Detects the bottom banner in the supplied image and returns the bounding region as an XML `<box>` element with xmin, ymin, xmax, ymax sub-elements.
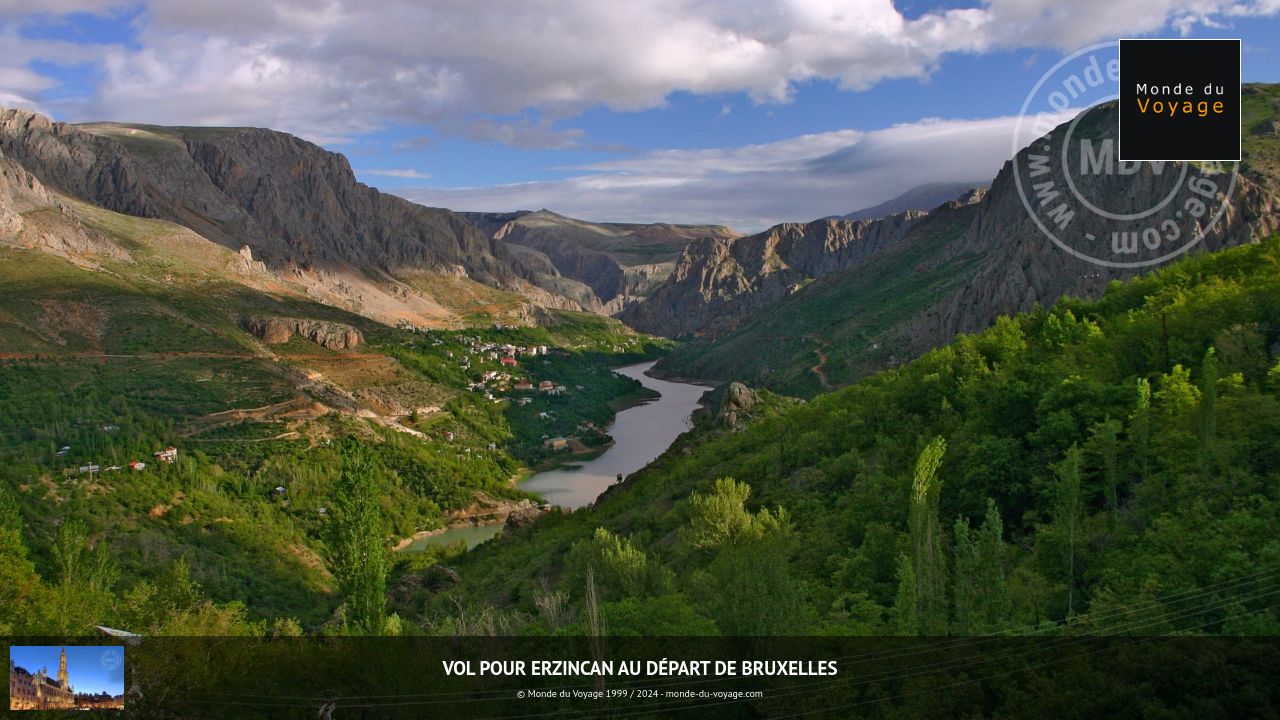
<box><xmin>5</xmin><ymin>636</ymin><xmax>1279</xmax><ymax>718</ymax></box>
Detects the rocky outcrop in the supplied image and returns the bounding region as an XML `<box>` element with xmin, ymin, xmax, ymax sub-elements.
<box><xmin>243</xmin><ymin>316</ymin><xmax>363</xmax><ymax>350</ymax></box>
<box><xmin>480</xmin><ymin>209</ymin><xmax>741</xmax><ymax>310</ymax></box>
<box><xmin>716</xmin><ymin>381</ymin><xmax>759</xmax><ymax>428</ymax></box>
<box><xmin>620</xmin><ymin>210</ymin><xmax>928</xmax><ymax>337</ymax></box>
<box><xmin>0</xmin><ymin>109</ymin><xmax>520</xmax><ymax>289</ymax></box>
<box><xmin>504</xmin><ymin>505</ymin><xmax>545</xmax><ymax>532</ymax></box>
<box><xmin>0</xmin><ymin>146</ymin><xmax>123</xmax><ymax>258</ymax></box>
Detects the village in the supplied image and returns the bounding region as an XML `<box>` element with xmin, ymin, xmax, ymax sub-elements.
<box><xmin>393</xmin><ymin>329</ymin><xmax>632</xmax><ymax>461</ymax></box>
<box><xmin>59</xmin><ymin>444</ymin><xmax>179</xmax><ymax>480</ymax></box>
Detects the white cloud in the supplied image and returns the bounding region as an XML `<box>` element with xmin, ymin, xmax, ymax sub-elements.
<box><xmin>2</xmin><ymin>0</ymin><xmax>1275</xmax><ymax>143</ymax></box>
<box><xmin>396</xmin><ymin>111</ymin><xmax>1075</xmax><ymax>231</ymax></box>
<box><xmin>358</xmin><ymin>168</ymin><xmax>431</xmax><ymax>179</ymax></box>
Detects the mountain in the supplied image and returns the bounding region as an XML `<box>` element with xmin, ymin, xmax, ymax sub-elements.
<box><xmin>463</xmin><ymin>209</ymin><xmax>740</xmax><ymax>313</ymax></box>
<box><xmin>837</xmin><ymin>181</ymin><xmax>987</xmax><ymax>221</ymax></box>
<box><xmin>649</xmin><ymin>85</ymin><xmax>1280</xmax><ymax>395</ymax></box>
<box><xmin>617</xmin><ymin>206</ymin><xmax>943</xmax><ymax>338</ymax></box>
<box><xmin>0</xmin><ymin>109</ymin><xmax>592</xmax><ymax>327</ymax></box>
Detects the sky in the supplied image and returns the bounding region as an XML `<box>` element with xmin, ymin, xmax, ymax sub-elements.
<box><xmin>2</xmin><ymin>1</ymin><xmax>1280</xmax><ymax>230</ymax></box>
<box><xmin>9</xmin><ymin>645</ymin><xmax>125</xmax><ymax>696</ymax></box>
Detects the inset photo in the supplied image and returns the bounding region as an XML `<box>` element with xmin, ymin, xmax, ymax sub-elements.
<box><xmin>8</xmin><ymin>646</ymin><xmax>124</xmax><ymax>711</ymax></box>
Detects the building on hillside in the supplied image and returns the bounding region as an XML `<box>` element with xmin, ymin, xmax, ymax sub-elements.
<box><xmin>153</xmin><ymin>447</ymin><xmax>178</xmax><ymax>463</ymax></box>
<box><xmin>514</xmin><ymin>380</ymin><xmax>533</xmax><ymax>391</ymax></box>
<box><xmin>9</xmin><ymin>648</ymin><xmax>75</xmax><ymax>710</ymax></box>
<box><xmin>128</xmin><ymin>461</ymin><xmax>146</xmax><ymax>471</ymax></box>
<box><xmin>543</xmin><ymin>437</ymin><xmax>570</xmax><ymax>452</ymax></box>
<box><xmin>500</xmin><ymin>357</ymin><xmax>518</xmax><ymax>367</ymax></box>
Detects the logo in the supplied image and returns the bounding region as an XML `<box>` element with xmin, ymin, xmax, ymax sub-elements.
<box><xmin>100</xmin><ymin>648</ymin><xmax>123</xmax><ymax>671</ymax></box>
<box><xmin>1013</xmin><ymin>41</ymin><xmax>1238</xmax><ymax>268</ymax></box>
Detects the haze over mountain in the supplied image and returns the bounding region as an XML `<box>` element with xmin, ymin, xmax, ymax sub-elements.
<box><xmin>462</xmin><ymin>210</ymin><xmax>740</xmax><ymax>314</ymax></box>
<box><xmin>837</xmin><ymin>181</ymin><xmax>987</xmax><ymax>221</ymax></box>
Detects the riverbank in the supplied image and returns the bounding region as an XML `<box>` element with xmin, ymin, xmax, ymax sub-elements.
<box><xmin>399</xmin><ymin>361</ymin><xmax>710</xmax><ymax>552</ymax></box>
<box><xmin>393</xmin><ymin>496</ymin><xmax>545</xmax><ymax>551</ymax></box>
<box><xmin>519</xmin><ymin>361</ymin><xmax>711</xmax><ymax>509</ymax></box>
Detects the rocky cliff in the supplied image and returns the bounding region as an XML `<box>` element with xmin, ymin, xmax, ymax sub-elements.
<box><xmin>0</xmin><ymin>146</ymin><xmax>122</xmax><ymax>259</ymax></box>
<box><xmin>465</xmin><ymin>209</ymin><xmax>740</xmax><ymax>312</ymax></box>
<box><xmin>0</xmin><ymin>109</ymin><xmax>521</xmax><ymax>289</ymax></box>
<box><xmin>838</xmin><ymin>181</ymin><xmax>986</xmax><ymax>221</ymax></box>
<box><xmin>243</xmin><ymin>316</ymin><xmax>364</xmax><ymax>350</ymax></box>
<box><xmin>620</xmin><ymin>209</ymin><xmax>930</xmax><ymax>338</ymax></box>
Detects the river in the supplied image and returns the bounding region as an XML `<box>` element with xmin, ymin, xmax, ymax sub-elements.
<box><xmin>399</xmin><ymin>360</ymin><xmax>708</xmax><ymax>553</ymax></box>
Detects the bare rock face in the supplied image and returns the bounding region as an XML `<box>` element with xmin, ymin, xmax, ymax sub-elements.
<box><xmin>477</xmin><ymin>209</ymin><xmax>741</xmax><ymax>310</ymax></box>
<box><xmin>620</xmin><ymin>211</ymin><xmax>925</xmax><ymax>338</ymax></box>
<box><xmin>0</xmin><ymin>108</ymin><xmax>522</xmax><ymax>290</ymax></box>
<box><xmin>504</xmin><ymin>505</ymin><xmax>545</xmax><ymax>532</ymax></box>
<box><xmin>0</xmin><ymin>146</ymin><xmax>123</xmax><ymax>258</ymax></box>
<box><xmin>244</xmin><ymin>316</ymin><xmax>363</xmax><ymax>350</ymax></box>
<box><xmin>717</xmin><ymin>381</ymin><xmax>759</xmax><ymax>428</ymax></box>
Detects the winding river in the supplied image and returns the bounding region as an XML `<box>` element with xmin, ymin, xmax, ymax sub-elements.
<box><xmin>400</xmin><ymin>361</ymin><xmax>708</xmax><ymax>553</ymax></box>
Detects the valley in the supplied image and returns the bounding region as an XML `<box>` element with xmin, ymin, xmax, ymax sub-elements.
<box><xmin>1</xmin><ymin>87</ymin><xmax>1278</xmax><ymax>646</ymax></box>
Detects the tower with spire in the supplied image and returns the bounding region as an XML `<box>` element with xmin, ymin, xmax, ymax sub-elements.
<box><xmin>56</xmin><ymin>647</ymin><xmax>68</xmax><ymax>690</ymax></box>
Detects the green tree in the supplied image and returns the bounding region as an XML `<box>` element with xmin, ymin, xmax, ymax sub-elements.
<box><xmin>683</xmin><ymin>477</ymin><xmax>788</xmax><ymax>550</ymax></box>
<box><xmin>1199</xmin><ymin>346</ymin><xmax>1218</xmax><ymax>476</ymax></box>
<box><xmin>909</xmin><ymin>436</ymin><xmax>948</xmax><ymax>635</ymax></box>
<box><xmin>565</xmin><ymin>528</ymin><xmax>666</xmax><ymax>601</ymax></box>
<box><xmin>1088</xmin><ymin>419</ymin><xmax>1123</xmax><ymax>523</ymax></box>
<box><xmin>683</xmin><ymin>479</ymin><xmax>802</xmax><ymax>634</ymax></box>
<box><xmin>50</xmin><ymin>519</ymin><xmax>117</xmax><ymax>635</ymax></box>
<box><xmin>953</xmin><ymin>499</ymin><xmax>1010</xmax><ymax>634</ymax></box>
<box><xmin>1052</xmin><ymin>445</ymin><xmax>1085</xmax><ymax>617</ymax></box>
<box><xmin>328</xmin><ymin>450</ymin><xmax>389</xmax><ymax>634</ymax></box>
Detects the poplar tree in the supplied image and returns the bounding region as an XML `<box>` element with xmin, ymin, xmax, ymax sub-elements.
<box><xmin>952</xmin><ymin>499</ymin><xmax>1008</xmax><ymax>633</ymax></box>
<box><xmin>1199</xmin><ymin>346</ymin><xmax>1218</xmax><ymax>476</ymax></box>
<box><xmin>1053</xmin><ymin>445</ymin><xmax>1084</xmax><ymax>617</ymax></box>
<box><xmin>329</xmin><ymin>450</ymin><xmax>389</xmax><ymax>634</ymax></box>
<box><xmin>909</xmin><ymin>436</ymin><xmax>947</xmax><ymax>635</ymax></box>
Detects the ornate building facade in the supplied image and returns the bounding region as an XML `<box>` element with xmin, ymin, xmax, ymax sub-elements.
<box><xmin>9</xmin><ymin>647</ymin><xmax>76</xmax><ymax>710</ymax></box>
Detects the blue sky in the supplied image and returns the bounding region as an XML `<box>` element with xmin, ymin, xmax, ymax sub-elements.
<box><xmin>2</xmin><ymin>1</ymin><xmax>1279</xmax><ymax>229</ymax></box>
<box><xmin>9</xmin><ymin>645</ymin><xmax>125</xmax><ymax>696</ymax></box>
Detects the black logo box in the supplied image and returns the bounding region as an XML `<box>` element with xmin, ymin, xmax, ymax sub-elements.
<box><xmin>1119</xmin><ymin>38</ymin><xmax>1241</xmax><ymax>162</ymax></box>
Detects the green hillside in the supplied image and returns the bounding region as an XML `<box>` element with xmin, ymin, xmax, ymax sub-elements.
<box><xmin>657</xmin><ymin>213</ymin><xmax>980</xmax><ymax>396</ymax></box>
<box><xmin>424</xmin><ymin>237</ymin><xmax>1280</xmax><ymax>637</ymax></box>
<box><xmin>0</xmin><ymin>199</ymin><xmax>670</xmax><ymax>633</ymax></box>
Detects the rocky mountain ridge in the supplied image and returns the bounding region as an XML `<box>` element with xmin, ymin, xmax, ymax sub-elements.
<box><xmin>651</xmin><ymin>88</ymin><xmax>1280</xmax><ymax>394</ymax></box>
<box><xmin>0</xmin><ymin>109</ymin><xmax>598</xmax><ymax>328</ymax></box>
<box><xmin>465</xmin><ymin>209</ymin><xmax>741</xmax><ymax>314</ymax></box>
<box><xmin>619</xmin><ymin>205</ymin><xmax>940</xmax><ymax>338</ymax></box>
